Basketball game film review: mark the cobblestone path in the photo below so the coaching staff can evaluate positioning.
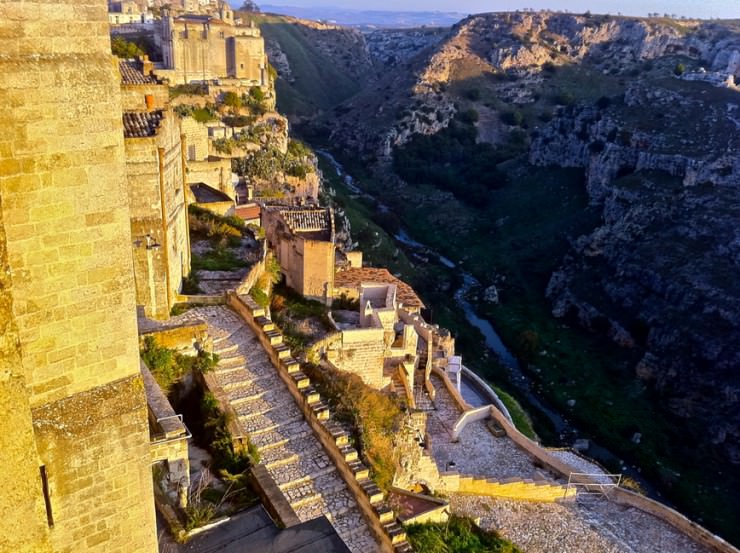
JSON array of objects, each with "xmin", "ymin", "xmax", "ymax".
[
  {"xmin": 428, "ymin": 374, "xmax": 541, "ymax": 480},
  {"xmin": 450, "ymin": 495, "xmax": 711, "ymax": 553},
  {"xmin": 173, "ymin": 306, "xmax": 379, "ymax": 553}
]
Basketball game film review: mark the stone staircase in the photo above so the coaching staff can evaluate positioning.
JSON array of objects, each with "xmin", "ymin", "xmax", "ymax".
[{"xmin": 173, "ymin": 306, "xmax": 380, "ymax": 552}]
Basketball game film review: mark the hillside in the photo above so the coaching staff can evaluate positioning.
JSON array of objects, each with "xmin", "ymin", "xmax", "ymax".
[{"xmin": 262, "ymin": 10, "xmax": 740, "ymax": 543}]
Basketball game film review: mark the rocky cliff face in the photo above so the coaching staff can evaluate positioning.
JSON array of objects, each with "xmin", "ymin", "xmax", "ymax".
[
  {"xmin": 528, "ymin": 72, "xmax": 740, "ymax": 464},
  {"xmin": 279, "ymin": 10, "xmax": 740, "ymax": 465},
  {"xmin": 325, "ymin": 12, "xmax": 739, "ymax": 156}
]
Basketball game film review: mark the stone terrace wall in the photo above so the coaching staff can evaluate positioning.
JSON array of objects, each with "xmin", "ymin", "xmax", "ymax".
[{"xmin": 328, "ymin": 327, "xmax": 387, "ymax": 389}]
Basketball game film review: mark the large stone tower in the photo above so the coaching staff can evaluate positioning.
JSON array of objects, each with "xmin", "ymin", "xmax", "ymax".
[{"xmin": 0, "ymin": 1, "xmax": 157, "ymax": 552}]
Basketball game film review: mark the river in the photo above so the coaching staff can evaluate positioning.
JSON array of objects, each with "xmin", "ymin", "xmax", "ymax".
[{"xmin": 317, "ymin": 150, "xmax": 667, "ymax": 495}]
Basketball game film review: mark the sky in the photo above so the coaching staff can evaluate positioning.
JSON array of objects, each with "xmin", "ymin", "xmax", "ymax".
[{"xmin": 259, "ymin": 0, "xmax": 740, "ymax": 20}]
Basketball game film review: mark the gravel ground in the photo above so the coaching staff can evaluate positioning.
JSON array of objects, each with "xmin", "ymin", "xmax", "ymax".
[{"xmin": 450, "ymin": 495, "xmax": 712, "ymax": 553}]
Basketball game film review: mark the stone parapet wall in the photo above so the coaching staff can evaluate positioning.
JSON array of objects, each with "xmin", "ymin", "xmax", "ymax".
[
  {"xmin": 226, "ymin": 292, "xmax": 406, "ymax": 553},
  {"xmin": 433, "ymin": 368, "xmax": 738, "ymax": 553}
]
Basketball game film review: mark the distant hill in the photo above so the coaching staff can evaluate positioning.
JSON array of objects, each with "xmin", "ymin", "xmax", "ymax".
[{"xmin": 248, "ymin": 4, "xmax": 465, "ymax": 28}]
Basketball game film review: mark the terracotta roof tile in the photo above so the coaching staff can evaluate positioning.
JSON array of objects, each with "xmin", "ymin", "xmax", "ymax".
[
  {"xmin": 119, "ymin": 60, "xmax": 159, "ymax": 85},
  {"xmin": 334, "ymin": 267, "xmax": 424, "ymax": 308},
  {"xmin": 236, "ymin": 204, "xmax": 261, "ymax": 220},
  {"xmin": 123, "ymin": 110, "xmax": 162, "ymax": 138}
]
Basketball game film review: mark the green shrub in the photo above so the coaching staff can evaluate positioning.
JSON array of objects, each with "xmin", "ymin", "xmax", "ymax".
[
  {"xmin": 674, "ymin": 62, "xmax": 686, "ymax": 76},
  {"xmin": 111, "ymin": 36, "xmax": 144, "ymax": 58},
  {"xmin": 406, "ymin": 515, "xmax": 522, "ymax": 553},
  {"xmin": 302, "ymin": 364, "xmax": 402, "ymax": 492},
  {"xmin": 500, "ymin": 110, "xmax": 524, "ymax": 126}
]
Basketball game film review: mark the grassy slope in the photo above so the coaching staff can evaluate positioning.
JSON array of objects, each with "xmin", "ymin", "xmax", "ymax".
[{"xmin": 254, "ymin": 14, "xmax": 367, "ymax": 117}]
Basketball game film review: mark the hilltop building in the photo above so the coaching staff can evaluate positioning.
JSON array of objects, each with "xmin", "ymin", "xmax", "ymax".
[
  {"xmin": 0, "ymin": 2, "xmax": 159, "ymax": 550},
  {"xmin": 262, "ymin": 206, "xmax": 336, "ymax": 304},
  {"xmin": 158, "ymin": 2, "xmax": 269, "ymax": 85},
  {"xmin": 120, "ymin": 59, "xmax": 192, "ymax": 320}
]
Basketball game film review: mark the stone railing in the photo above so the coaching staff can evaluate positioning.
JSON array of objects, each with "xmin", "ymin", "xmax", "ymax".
[
  {"xmin": 460, "ymin": 365, "xmax": 513, "ymax": 423},
  {"xmin": 236, "ymin": 238, "xmax": 267, "ymax": 295},
  {"xmin": 226, "ymin": 291, "xmax": 412, "ymax": 553},
  {"xmin": 433, "ymin": 367, "xmax": 739, "ymax": 553}
]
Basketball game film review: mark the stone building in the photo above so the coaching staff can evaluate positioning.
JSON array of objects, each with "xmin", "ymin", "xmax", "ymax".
[
  {"xmin": 328, "ymin": 268, "xmax": 425, "ymax": 391},
  {"xmin": 158, "ymin": 2, "xmax": 269, "ymax": 85},
  {"xmin": 121, "ymin": 61, "xmax": 191, "ymax": 320},
  {"xmin": 262, "ymin": 206, "xmax": 336, "ymax": 304},
  {"xmin": 180, "ymin": 116, "xmax": 236, "ymax": 199},
  {"xmin": 0, "ymin": 1, "xmax": 158, "ymax": 551}
]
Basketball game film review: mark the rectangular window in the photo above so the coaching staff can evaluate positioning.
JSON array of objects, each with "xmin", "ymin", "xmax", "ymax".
[
  {"xmin": 187, "ymin": 144, "xmax": 196, "ymax": 161},
  {"xmin": 40, "ymin": 466, "xmax": 53, "ymax": 527}
]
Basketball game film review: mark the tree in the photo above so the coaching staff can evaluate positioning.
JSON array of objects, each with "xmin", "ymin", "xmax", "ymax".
[
  {"xmin": 222, "ymin": 91, "xmax": 242, "ymax": 110},
  {"xmin": 111, "ymin": 36, "xmax": 143, "ymax": 59},
  {"xmin": 239, "ymin": 0, "xmax": 260, "ymax": 11},
  {"xmin": 674, "ymin": 62, "xmax": 686, "ymax": 76}
]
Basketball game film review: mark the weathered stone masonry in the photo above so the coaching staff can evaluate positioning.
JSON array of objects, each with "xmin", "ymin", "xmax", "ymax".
[{"xmin": 0, "ymin": 1, "xmax": 158, "ymax": 551}]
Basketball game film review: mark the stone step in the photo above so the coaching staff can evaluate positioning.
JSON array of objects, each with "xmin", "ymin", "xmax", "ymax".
[
  {"xmin": 310, "ymin": 400, "xmax": 330, "ymax": 421},
  {"xmin": 300, "ymin": 385, "xmax": 321, "ymax": 405},
  {"xmin": 216, "ymin": 369, "xmax": 273, "ymax": 390},
  {"xmin": 284, "ymin": 472, "xmax": 346, "ymax": 510},
  {"xmin": 330, "ymin": 507, "xmax": 369, "ymax": 539},
  {"xmin": 282, "ymin": 357, "xmax": 300, "ymax": 373},
  {"xmin": 234, "ymin": 395, "xmax": 301, "ymax": 420},
  {"xmin": 273, "ymin": 461, "xmax": 336, "ymax": 489},
  {"xmin": 239, "ymin": 411, "xmax": 304, "ymax": 436},
  {"xmin": 339, "ymin": 445, "xmax": 358, "ymax": 462},
  {"xmin": 290, "ymin": 370, "xmax": 310, "ymax": 389},
  {"xmin": 264, "ymin": 329, "xmax": 283, "ymax": 345},
  {"xmin": 250, "ymin": 422, "xmax": 312, "ymax": 451},
  {"xmin": 324, "ymin": 421, "xmax": 350, "ymax": 447},
  {"xmin": 225, "ymin": 381, "xmax": 266, "ymax": 403},
  {"xmin": 216, "ymin": 355, "xmax": 247, "ymax": 369},
  {"xmin": 374, "ymin": 502, "xmax": 395, "ymax": 524},
  {"xmin": 347, "ymin": 459, "xmax": 369, "ymax": 480},
  {"xmin": 394, "ymin": 541, "xmax": 414, "ymax": 553},
  {"xmin": 214, "ymin": 341, "xmax": 240, "ymax": 356},
  {"xmin": 358, "ymin": 478, "xmax": 384, "ymax": 504}
]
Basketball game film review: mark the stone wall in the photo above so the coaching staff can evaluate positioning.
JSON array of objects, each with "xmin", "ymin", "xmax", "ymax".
[
  {"xmin": 120, "ymin": 83, "xmax": 169, "ymax": 112},
  {"xmin": 299, "ymin": 238, "xmax": 335, "ymax": 303},
  {"xmin": 180, "ymin": 116, "xmax": 210, "ymax": 161},
  {"xmin": 125, "ymin": 110, "xmax": 190, "ymax": 319},
  {"xmin": 329, "ymin": 327, "xmax": 387, "ymax": 389},
  {"xmin": 187, "ymin": 156, "xmax": 233, "ymax": 197},
  {"xmin": 0, "ymin": 211, "xmax": 52, "ymax": 553},
  {"xmin": 0, "ymin": 1, "xmax": 157, "ymax": 550}
]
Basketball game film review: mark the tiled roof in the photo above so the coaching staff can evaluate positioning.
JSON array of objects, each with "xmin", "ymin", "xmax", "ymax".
[
  {"xmin": 280, "ymin": 208, "xmax": 330, "ymax": 232},
  {"xmin": 119, "ymin": 60, "xmax": 159, "ymax": 85},
  {"xmin": 123, "ymin": 111, "xmax": 163, "ymax": 138},
  {"xmin": 334, "ymin": 267, "xmax": 424, "ymax": 308},
  {"xmin": 236, "ymin": 204, "xmax": 261, "ymax": 220}
]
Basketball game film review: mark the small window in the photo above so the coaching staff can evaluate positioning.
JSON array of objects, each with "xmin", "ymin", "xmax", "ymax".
[
  {"xmin": 219, "ymin": 31, "xmax": 225, "ymax": 38},
  {"xmin": 187, "ymin": 144, "xmax": 196, "ymax": 161},
  {"xmin": 240, "ymin": 63, "xmax": 244, "ymax": 69}
]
